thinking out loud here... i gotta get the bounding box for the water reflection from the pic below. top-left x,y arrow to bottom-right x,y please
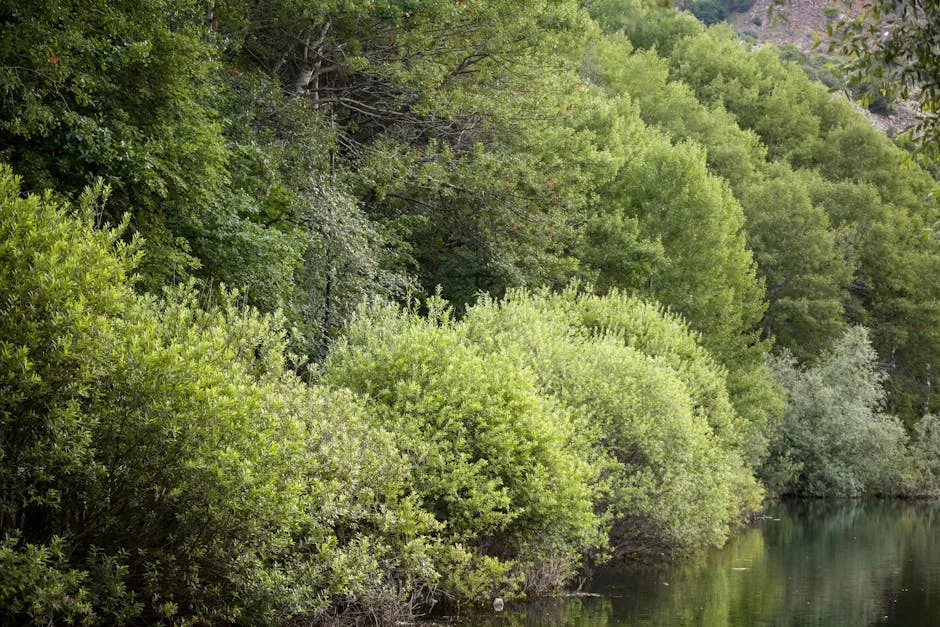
447,500 -> 940,626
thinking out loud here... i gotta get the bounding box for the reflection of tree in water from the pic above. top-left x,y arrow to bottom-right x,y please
596,525 -> 787,626
875,503 -> 940,626
764,501 -> 940,626
444,502 -> 940,626
442,595 -> 615,626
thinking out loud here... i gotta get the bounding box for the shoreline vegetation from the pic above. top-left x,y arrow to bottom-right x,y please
1,0 -> 939,623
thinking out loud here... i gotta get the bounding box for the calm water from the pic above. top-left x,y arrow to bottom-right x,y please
448,500 -> 940,626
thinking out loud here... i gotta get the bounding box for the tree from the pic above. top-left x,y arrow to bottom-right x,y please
740,166 -> 852,361
761,327 -> 908,497
0,167 -> 435,623
461,287 -> 763,555
650,14 -> 940,420
584,35 -> 767,191
826,0 -> 940,157
0,0 -> 345,335
320,297 -> 604,596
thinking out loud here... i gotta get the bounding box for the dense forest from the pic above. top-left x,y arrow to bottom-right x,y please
1,0 -> 939,623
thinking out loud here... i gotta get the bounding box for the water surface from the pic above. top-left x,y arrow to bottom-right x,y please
450,500 -> 940,626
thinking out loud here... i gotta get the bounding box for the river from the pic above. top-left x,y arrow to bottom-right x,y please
442,500 -> 940,625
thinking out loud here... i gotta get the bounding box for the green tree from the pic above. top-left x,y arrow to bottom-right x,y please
320,297 -> 604,599
461,287 -> 763,554
590,128 -> 778,446
826,0 -> 940,156
215,0 -> 597,309
0,0 -> 230,287
585,35 -> 767,192
740,166 -> 852,361
906,413 -> 940,496
762,327 -> 908,496
589,0 -> 704,56
0,0 -> 416,359
0,167 -> 433,623
645,11 -> 940,420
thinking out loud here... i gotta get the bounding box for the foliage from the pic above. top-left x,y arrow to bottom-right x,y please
0,0 -> 228,288
761,327 -> 908,497
461,287 -> 763,555
689,0 -> 756,26
0,0 -> 416,359
600,8 -> 940,421
0,168 -> 434,623
594,0 -> 705,56
825,0 -> 940,157
5,0 -> 940,617
587,128 -> 779,446
586,33 -> 766,192
905,414 -> 940,496
775,45 -> 896,115
321,296 -> 605,599
570,288 -> 774,466
215,0 -> 596,309
569,25 -> 785,453
740,165 -> 852,361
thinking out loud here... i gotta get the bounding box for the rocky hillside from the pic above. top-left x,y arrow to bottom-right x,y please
731,0 -> 861,50
730,0 -> 918,136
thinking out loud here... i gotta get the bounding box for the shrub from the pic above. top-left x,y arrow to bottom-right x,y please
461,287 -> 762,555
761,327 -> 908,496
0,166 -> 429,623
904,414 -> 940,496
321,297 -> 605,602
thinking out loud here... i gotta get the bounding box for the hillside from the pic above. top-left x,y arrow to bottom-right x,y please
2,1 -> 939,623
732,0 -> 856,49
729,0 -> 918,134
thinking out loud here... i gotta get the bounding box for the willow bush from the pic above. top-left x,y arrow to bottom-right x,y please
761,327 -> 909,497
0,167 -> 431,624
906,414 -> 940,496
460,287 -> 763,556
320,298 -> 605,600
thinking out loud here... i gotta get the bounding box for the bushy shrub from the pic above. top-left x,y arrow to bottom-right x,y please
690,0 -> 757,26
761,327 -> 908,496
461,287 -> 762,555
616,5 -> 705,56
571,289 -> 761,460
0,167 -> 430,623
321,297 -> 605,600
